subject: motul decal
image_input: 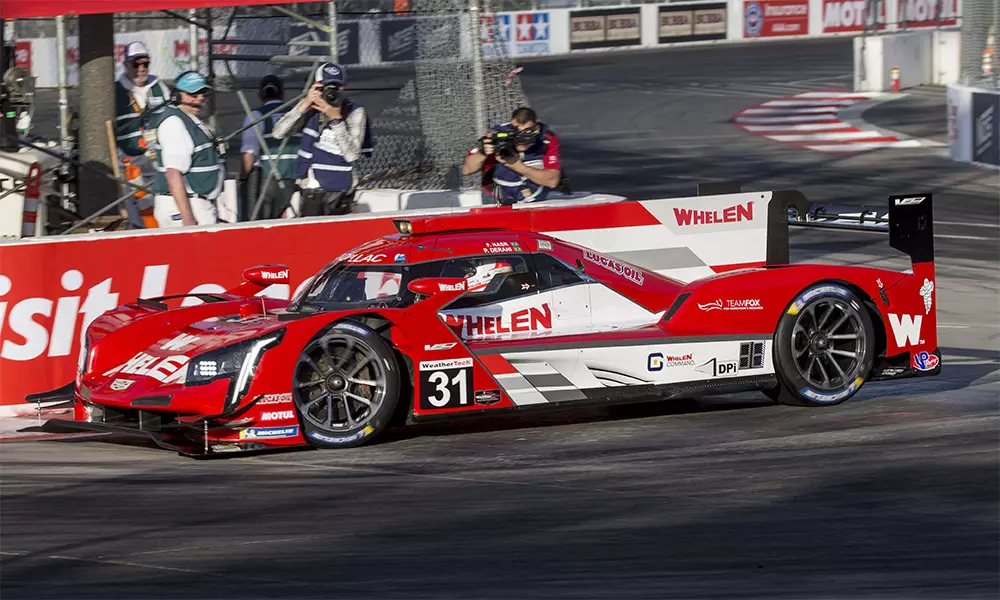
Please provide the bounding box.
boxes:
[888,314,923,347]
[673,202,752,227]
[260,410,295,421]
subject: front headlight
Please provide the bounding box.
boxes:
[186,330,285,411]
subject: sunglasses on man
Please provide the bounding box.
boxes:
[130,60,150,68]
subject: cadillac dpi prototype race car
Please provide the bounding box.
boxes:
[26,190,940,456]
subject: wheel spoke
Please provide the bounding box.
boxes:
[816,302,833,330]
[303,355,325,379]
[334,337,356,370]
[815,356,831,386]
[296,379,324,389]
[327,394,335,427]
[348,377,378,387]
[304,392,330,411]
[347,356,372,378]
[825,313,850,335]
[345,391,373,407]
[824,351,848,383]
[829,349,859,359]
[342,397,356,427]
[827,334,859,340]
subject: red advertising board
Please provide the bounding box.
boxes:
[744,0,809,38]
[14,41,31,71]
[896,0,959,28]
[822,0,886,33]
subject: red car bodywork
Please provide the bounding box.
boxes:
[27,191,941,456]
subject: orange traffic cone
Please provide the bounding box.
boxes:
[984,27,995,76]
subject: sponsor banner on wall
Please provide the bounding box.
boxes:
[972,91,999,166]
[744,0,809,38]
[821,0,886,33]
[380,18,418,63]
[658,3,727,44]
[896,0,960,28]
[289,21,360,66]
[570,8,642,50]
[480,12,551,57]
[14,41,31,71]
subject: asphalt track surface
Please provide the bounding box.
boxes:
[4,38,998,599]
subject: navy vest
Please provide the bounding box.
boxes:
[296,100,375,192]
[491,122,554,203]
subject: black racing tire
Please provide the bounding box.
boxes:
[771,283,876,407]
[292,320,402,448]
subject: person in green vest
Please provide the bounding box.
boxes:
[239,74,299,221]
[149,71,225,228]
[114,42,170,226]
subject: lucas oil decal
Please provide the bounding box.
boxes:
[583,251,644,285]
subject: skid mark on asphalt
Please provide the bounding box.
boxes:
[733,91,942,153]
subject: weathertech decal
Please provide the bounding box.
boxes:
[419,358,474,371]
[583,251,644,285]
[673,202,753,226]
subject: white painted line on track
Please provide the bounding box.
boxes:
[803,140,925,152]
[762,99,862,106]
[742,122,857,132]
[935,221,1000,229]
[735,114,841,123]
[767,130,883,142]
[741,106,843,115]
[934,234,997,241]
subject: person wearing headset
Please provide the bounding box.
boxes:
[148,71,225,227]
[239,74,299,221]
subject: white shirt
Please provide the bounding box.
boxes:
[156,112,225,200]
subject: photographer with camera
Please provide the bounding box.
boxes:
[463,106,562,205]
[272,62,373,216]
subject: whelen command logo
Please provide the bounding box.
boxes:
[673,202,753,226]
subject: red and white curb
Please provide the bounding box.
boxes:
[733,91,934,153]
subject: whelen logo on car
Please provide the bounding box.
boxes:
[261,269,289,281]
[442,304,552,338]
[673,202,753,226]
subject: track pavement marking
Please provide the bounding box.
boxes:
[733,91,942,153]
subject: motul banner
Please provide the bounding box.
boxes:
[896,0,960,28]
[822,0,886,33]
[743,0,809,38]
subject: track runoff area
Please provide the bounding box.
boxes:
[2,38,997,599]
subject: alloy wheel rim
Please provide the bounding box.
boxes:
[293,332,387,431]
[790,298,867,391]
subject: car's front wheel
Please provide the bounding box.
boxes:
[770,283,876,406]
[292,320,402,448]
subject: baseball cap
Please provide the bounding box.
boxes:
[315,62,347,86]
[174,71,212,95]
[124,42,150,62]
[259,74,284,95]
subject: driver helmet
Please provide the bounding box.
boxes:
[465,261,514,292]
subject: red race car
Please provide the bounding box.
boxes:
[25,190,940,457]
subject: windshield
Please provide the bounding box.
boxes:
[294,264,412,311]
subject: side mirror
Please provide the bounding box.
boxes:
[407,277,467,296]
[243,264,290,286]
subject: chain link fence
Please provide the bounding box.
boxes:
[959,0,999,88]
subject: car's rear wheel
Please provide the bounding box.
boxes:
[292,320,402,448]
[770,283,876,407]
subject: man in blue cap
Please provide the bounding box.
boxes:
[147,71,225,227]
[272,62,373,216]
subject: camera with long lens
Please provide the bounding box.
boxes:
[480,128,538,163]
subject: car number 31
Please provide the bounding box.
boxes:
[418,359,474,410]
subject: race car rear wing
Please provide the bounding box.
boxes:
[744,188,935,267]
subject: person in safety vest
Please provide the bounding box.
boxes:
[272,62,374,217]
[240,75,298,221]
[149,71,225,228]
[463,106,563,205]
[114,42,170,225]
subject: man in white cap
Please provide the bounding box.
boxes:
[272,62,374,216]
[114,42,170,224]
